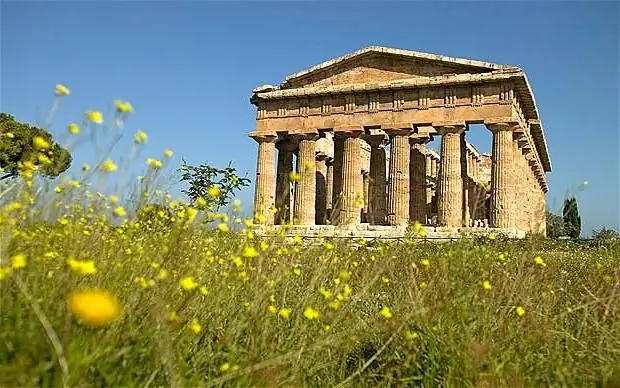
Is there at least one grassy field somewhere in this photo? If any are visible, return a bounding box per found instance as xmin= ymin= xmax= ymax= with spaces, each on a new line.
xmin=1 ymin=192 xmax=619 ymax=387
xmin=1 ymin=94 xmax=618 ymax=387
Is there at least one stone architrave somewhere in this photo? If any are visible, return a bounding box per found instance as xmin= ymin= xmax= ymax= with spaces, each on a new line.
xmin=409 ymin=137 xmax=428 ymax=224
xmin=487 ymin=122 xmax=520 ymax=228
xmin=275 ymin=140 xmax=296 ymax=224
xmin=338 ymin=132 xmax=363 ymax=225
xmin=293 ymin=134 xmax=318 ymax=225
xmin=387 ymin=129 xmax=411 ymax=226
xmin=252 ymin=134 xmax=277 ymax=224
xmin=366 ymin=135 xmax=388 ymax=225
xmin=436 ymin=123 xmax=466 ymax=227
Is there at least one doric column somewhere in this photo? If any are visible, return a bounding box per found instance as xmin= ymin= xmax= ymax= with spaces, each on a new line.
xmin=367 ymin=135 xmax=388 ymax=225
xmin=487 ymin=122 xmax=519 ymax=228
xmin=293 ymin=134 xmax=318 ymax=225
xmin=387 ymin=129 xmax=411 ymax=226
xmin=425 ymin=153 xmax=433 ymax=222
xmin=325 ymin=158 xmax=334 ymax=221
xmin=461 ymin=133 xmax=470 ymax=227
xmin=252 ymin=134 xmax=277 ymax=224
xmin=409 ymin=136 xmax=428 ymax=224
xmin=436 ymin=124 xmax=466 ymax=227
xmin=275 ymin=140 xmax=295 ymax=224
xmin=338 ymin=132 xmax=363 ymax=225
xmin=315 ymin=155 xmax=328 ymax=225
xmin=331 ymin=135 xmax=345 ymax=224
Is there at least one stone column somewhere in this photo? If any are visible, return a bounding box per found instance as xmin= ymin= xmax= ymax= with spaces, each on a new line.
xmin=275 ymin=140 xmax=295 ymax=224
xmin=409 ymin=137 xmax=428 ymax=224
xmin=367 ymin=135 xmax=388 ymax=225
xmin=425 ymin=152 xmax=433 ymax=223
xmin=325 ymin=158 xmax=334 ymax=222
xmin=293 ymin=134 xmax=318 ymax=225
xmin=252 ymin=134 xmax=277 ymax=224
xmin=436 ymin=124 xmax=465 ymax=227
xmin=387 ymin=129 xmax=411 ymax=226
xmin=487 ymin=122 xmax=519 ymax=228
xmin=461 ymin=134 xmax=470 ymax=227
xmin=331 ymin=135 xmax=345 ymax=224
xmin=315 ymin=155 xmax=328 ymax=225
xmin=338 ymin=133 xmax=363 ymax=225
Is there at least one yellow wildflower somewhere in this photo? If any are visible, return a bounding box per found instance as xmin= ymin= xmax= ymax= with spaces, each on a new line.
xmin=217 ymin=223 xmax=229 ymax=233
xmin=37 ymin=153 xmax=52 ymax=165
xmin=189 ymin=319 xmax=202 ymax=333
xmin=113 ymin=207 xmax=126 ymax=217
xmin=380 ymin=306 xmax=393 ymax=319
xmin=67 ymin=289 xmax=121 ymax=327
xmin=278 ymin=307 xmax=292 ymax=318
xmin=303 ymin=306 xmax=320 ymax=320
xmin=68 ymin=123 xmax=80 ymax=134
xmin=134 ymin=130 xmax=148 ymax=144
xmin=55 ymin=84 xmax=71 ymax=96
xmin=199 ymin=286 xmax=209 ymax=295
xmin=207 ymin=186 xmax=221 ymax=198
xmin=288 ymin=171 xmax=301 ymax=182
xmin=101 ymin=159 xmax=118 ymax=172
xmin=482 ymin=280 xmax=492 ymax=291
xmin=147 ymin=158 xmax=163 ymax=169
xmin=109 ymin=195 xmax=119 ymax=204
xmin=267 ymin=305 xmax=278 ymax=314
xmin=420 ymin=259 xmax=431 ymax=267
xmin=516 ymin=306 xmax=526 ymax=317
xmin=164 ymin=149 xmax=173 ymax=158
xmin=84 ymin=111 xmax=103 ymax=124
xmin=0 ymin=267 xmax=11 ymax=281
xmin=82 ymin=163 xmax=91 ymax=172
xmin=179 ymin=276 xmax=198 ymax=290
xmin=115 ymin=100 xmax=133 ymax=113
xmin=11 ymin=254 xmax=27 ymax=269
xmin=293 ymin=267 xmax=301 ymax=276
xmin=534 ymin=256 xmax=547 ymax=267
xmin=32 ymin=136 xmax=50 ymax=150
xmin=242 ymin=246 xmax=259 ymax=258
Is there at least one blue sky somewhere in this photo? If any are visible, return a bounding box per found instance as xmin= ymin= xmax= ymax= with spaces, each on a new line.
xmin=2 ymin=1 xmax=618 ymax=234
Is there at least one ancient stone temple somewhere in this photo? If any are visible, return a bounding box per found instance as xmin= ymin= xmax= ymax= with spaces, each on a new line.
xmin=249 ymin=46 xmax=551 ymax=238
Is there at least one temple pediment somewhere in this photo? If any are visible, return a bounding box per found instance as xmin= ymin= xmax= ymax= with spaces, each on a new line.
xmin=282 ymin=46 xmax=517 ymax=89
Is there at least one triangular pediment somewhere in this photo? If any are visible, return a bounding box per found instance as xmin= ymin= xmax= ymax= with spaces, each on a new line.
xmin=281 ymin=46 xmax=517 ymax=89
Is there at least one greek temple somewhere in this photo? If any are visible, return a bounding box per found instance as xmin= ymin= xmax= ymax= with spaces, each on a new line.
xmin=248 ymin=46 xmax=551 ymax=238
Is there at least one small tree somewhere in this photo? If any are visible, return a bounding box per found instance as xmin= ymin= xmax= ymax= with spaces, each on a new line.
xmin=178 ymin=159 xmax=251 ymax=211
xmin=562 ymin=197 xmax=581 ymax=239
xmin=546 ymin=210 xmax=564 ymax=238
xmin=0 ymin=113 xmax=72 ymax=180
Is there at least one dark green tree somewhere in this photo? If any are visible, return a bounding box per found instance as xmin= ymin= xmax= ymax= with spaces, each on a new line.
xmin=562 ymin=197 xmax=581 ymax=239
xmin=546 ymin=210 xmax=564 ymax=238
xmin=178 ymin=159 xmax=251 ymax=210
xmin=0 ymin=113 xmax=72 ymax=180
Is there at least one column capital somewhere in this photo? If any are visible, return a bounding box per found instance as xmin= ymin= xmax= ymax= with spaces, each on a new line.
xmin=276 ymin=139 xmax=297 ymax=152
xmin=485 ymin=119 xmax=521 ymax=133
xmin=409 ymin=134 xmax=431 ymax=145
xmin=249 ymin=132 xmax=278 ymax=143
xmin=334 ymin=125 xmax=364 ymax=135
xmin=384 ymin=128 xmax=413 ymax=136
xmin=289 ymin=132 xmax=319 ymax=141
xmin=363 ymin=134 xmax=388 ymax=147
xmin=433 ymin=121 xmax=466 ymax=135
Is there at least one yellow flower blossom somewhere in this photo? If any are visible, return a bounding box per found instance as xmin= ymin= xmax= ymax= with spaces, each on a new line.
xmin=207 ymin=186 xmax=221 ymax=198
xmin=217 ymin=223 xmax=229 ymax=233
xmin=147 ymin=158 xmax=163 ymax=169
xmin=109 ymin=195 xmax=119 ymax=204
xmin=85 ymin=111 xmax=103 ymax=124
xmin=32 ymin=136 xmax=50 ymax=150
xmin=55 ymin=84 xmax=71 ymax=96
xmin=67 ymin=289 xmax=121 ymax=327
xmin=37 ymin=153 xmax=52 ymax=165
xmin=242 ymin=246 xmax=259 ymax=258
xmin=288 ymin=171 xmax=300 ymax=182
xmin=278 ymin=307 xmax=292 ymax=318
xmin=380 ymin=306 xmax=393 ymax=319
xmin=82 ymin=163 xmax=91 ymax=172
xmin=164 ymin=149 xmax=173 ymax=158
xmin=482 ymin=280 xmax=492 ymax=291
xmin=11 ymin=254 xmax=27 ymax=269
xmin=134 ymin=130 xmax=148 ymax=144
xmin=189 ymin=319 xmax=202 ymax=333
xmin=67 ymin=258 xmax=97 ymax=275
xmin=420 ymin=259 xmax=431 ymax=267
xmin=113 ymin=207 xmax=126 ymax=217
xmin=0 ymin=267 xmax=11 ymax=281
xmin=179 ymin=276 xmax=198 ymax=290
xmin=101 ymin=159 xmax=118 ymax=173
xmin=516 ymin=306 xmax=526 ymax=317
xmin=115 ymin=100 xmax=133 ymax=113
xmin=267 ymin=305 xmax=278 ymax=314
xmin=68 ymin=123 xmax=80 ymax=134
xmin=293 ymin=267 xmax=301 ymax=276
xmin=303 ymin=306 xmax=320 ymax=320
xmin=534 ymin=256 xmax=547 ymax=267
xmin=199 ymin=286 xmax=209 ymax=295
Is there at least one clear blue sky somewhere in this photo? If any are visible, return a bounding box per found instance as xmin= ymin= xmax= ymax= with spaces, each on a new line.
xmin=2 ymin=1 xmax=618 ymax=234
